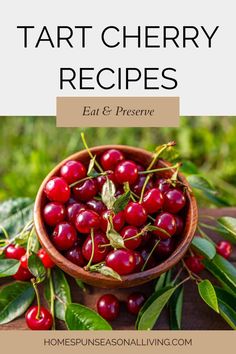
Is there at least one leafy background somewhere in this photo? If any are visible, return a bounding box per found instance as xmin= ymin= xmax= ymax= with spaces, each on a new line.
xmin=0 ymin=116 xmax=236 ymax=206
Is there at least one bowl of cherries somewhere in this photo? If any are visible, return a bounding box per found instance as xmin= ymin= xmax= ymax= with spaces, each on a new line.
xmin=34 ymin=143 xmax=198 ymax=288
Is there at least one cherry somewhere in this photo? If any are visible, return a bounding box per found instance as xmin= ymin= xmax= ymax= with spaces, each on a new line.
xmin=125 ymin=202 xmax=147 ymax=227
xmin=100 ymin=149 xmax=124 ymax=171
xmin=216 ymin=241 xmax=232 ymax=259
xmin=65 ymin=246 xmax=86 ymax=267
xmin=25 ymin=306 xmax=53 ymax=330
xmin=44 ymin=177 xmax=70 ymax=203
xmin=163 ymin=189 xmax=186 ymax=214
xmin=140 ymin=249 xmax=157 ymax=269
xmin=37 ymin=249 xmax=55 ymax=268
xmin=127 ymin=292 xmax=145 ymax=315
xmin=75 ymin=210 xmax=101 ymax=234
xmin=51 ymin=222 xmax=77 ymax=250
xmin=60 ymin=160 xmax=86 ymax=184
xmin=132 ymin=175 xmax=153 ymax=196
xmin=175 ymin=215 xmax=184 ymax=236
xmin=153 ymin=212 xmax=177 ymax=239
xmin=115 ymin=160 xmax=138 ymax=185
xmin=142 ymin=188 xmax=164 ymax=214
xmin=133 ymin=251 xmax=145 ymax=272
xmin=100 ymin=210 xmax=125 ymax=232
xmin=5 ymin=245 xmax=26 ymax=260
xmin=86 ymin=199 xmax=106 ymax=215
xmin=82 ymin=231 xmax=110 ymax=263
xmin=155 ymin=238 xmax=175 ymax=260
xmin=120 ymin=226 xmax=142 ymax=250
xmin=96 ymin=171 xmax=117 ymax=192
xmin=43 ymin=202 xmax=66 ymax=226
xmin=105 ymin=249 xmax=136 ymax=275
xmin=20 ymin=254 xmax=28 ymax=269
xmin=97 ymin=294 xmax=120 ymax=321
xmin=73 ymin=179 xmax=97 ymax=202
xmin=140 ymin=230 xmax=152 ymax=247
xmin=185 ymin=255 xmax=205 ymax=274
xmin=66 ymin=202 xmax=86 ymax=223
xmin=13 ymin=265 xmax=32 ymax=281
xmin=155 ymin=177 xmax=172 ymax=193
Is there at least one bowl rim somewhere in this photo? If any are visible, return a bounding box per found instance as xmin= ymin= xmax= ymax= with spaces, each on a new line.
xmin=34 ymin=145 xmax=198 ymax=288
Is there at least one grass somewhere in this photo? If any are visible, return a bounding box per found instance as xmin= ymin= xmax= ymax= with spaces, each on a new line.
xmin=0 ymin=116 xmax=236 ymax=206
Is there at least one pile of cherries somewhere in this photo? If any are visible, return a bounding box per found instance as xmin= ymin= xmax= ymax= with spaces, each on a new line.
xmin=42 ymin=148 xmax=188 ymax=276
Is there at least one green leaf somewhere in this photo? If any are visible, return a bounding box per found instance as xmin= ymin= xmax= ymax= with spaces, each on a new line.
xmin=203 ymin=254 xmax=236 ymax=294
xmin=52 ymin=268 xmax=72 ymax=321
xmin=0 ymin=198 xmax=33 ymax=239
xmin=87 ymin=156 xmax=97 ymax=176
xmin=65 ymin=303 xmax=112 ymax=330
xmin=198 ymin=280 xmax=219 ymax=313
xmin=191 ymin=237 xmax=216 ymax=259
xmin=0 ymin=281 xmax=35 ymax=324
xmin=136 ymin=286 xmax=177 ymax=330
xmin=0 ymin=259 xmax=20 ymax=278
xmin=181 ymin=161 xmax=199 ymax=175
xmin=169 ymin=286 xmax=184 ymax=330
xmin=90 ymin=264 xmax=121 ymax=281
xmin=28 ymin=253 xmax=46 ymax=283
xmin=75 ymin=279 xmax=86 ymax=292
xmin=203 ymin=192 xmax=230 ymax=207
xmin=101 ymin=178 xmax=116 ymax=209
xmin=217 ymin=217 xmax=236 ymax=240
xmin=106 ymin=219 xmax=125 ymax=249
xmin=155 ymin=273 xmax=167 ymax=292
xmin=214 ymin=287 xmax=236 ymax=329
xmin=113 ymin=191 xmax=131 ymax=214
xmin=164 ymin=269 xmax=173 ymax=286
xmin=187 ymin=175 xmax=216 ymax=194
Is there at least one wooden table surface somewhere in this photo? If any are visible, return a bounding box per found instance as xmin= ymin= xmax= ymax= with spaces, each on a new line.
xmin=1 ymin=207 xmax=235 ymax=331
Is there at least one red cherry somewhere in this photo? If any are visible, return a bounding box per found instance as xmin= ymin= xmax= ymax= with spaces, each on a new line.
xmin=115 ymin=160 xmax=138 ymax=185
xmin=132 ymin=175 xmax=153 ymax=196
xmin=120 ymin=226 xmax=142 ymax=250
xmin=20 ymin=254 xmax=28 ymax=269
xmin=100 ymin=210 xmax=125 ymax=232
xmin=51 ymin=222 xmax=77 ymax=250
xmin=5 ymin=245 xmax=26 ymax=260
xmin=100 ymin=149 xmax=124 ymax=171
xmin=133 ymin=251 xmax=145 ymax=272
xmin=105 ymin=249 xmax=136 ymax=275
xmin=142 ymin=188 xmax=164 ymax=214
xmin=216 ymin=241 xmax=232 ymax=259
xmin=25 ymin=306 xmax=53 ymax=330
xmin=140 ymin=248 xmax=157 ymax=269
xmin=86 ymin=199 xmax=106 ymax=215
xmin=155 ymin=238 xmax=175 ymax=260
xmin=82 ymin=231 xmax=110 ymax=263
xmin=44 ymin=177 xmax=70 ymax=203
xmin=37 ymin=249 xmax=55 ymax=268
xmin=97 ymin=294 xmax=120 ymax=321
xmin=127 ymin=292 xmax=146 ymax=315
xmin=185 ymin=255 xmax=205 ymax=274
xmin=75 ymin=210 xmax=101 ymax=234
xmin=60 ymin=160 xmax=86 ymax=184
xmin=73 ymin=179 xmax=97 ymax=202
xmin=43 ymin=202 xmax=66 ymax=226
xmin=153 ymin=212 xmax=177 ymax=239
xmin=175 ymin=215 xmax=184 ymax=236
xmin=125 ymin=202 xmax=147 ymax=227
xmin=13 ymin=265 xmax=32 ymax=281
xmin=155 ymin=177 xmax=172 ymax=193
xmin=66 ymin=202 xmax=86 ymax=223
xmin=163 ymin=189 xmax=186 ymax=214
xmin=65 ymin=246 xmax=86 ymax=267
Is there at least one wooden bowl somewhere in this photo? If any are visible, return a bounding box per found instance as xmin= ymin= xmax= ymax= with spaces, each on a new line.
xmin=34 ymin=145 xmax=198 ymax=288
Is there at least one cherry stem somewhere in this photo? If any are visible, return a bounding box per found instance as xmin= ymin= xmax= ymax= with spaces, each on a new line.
xmin=177 ymin=275 xmax=191 ymax=287
xmin=147 ymin=141 xmax=176 ymax=171
xmin=81 ymin=132 xmax=104 ymax=173
xmin=141 ymin=240 xmax=160 ymax=272
xmin=69 ymin=172 xmax=107 ymax=188
xmin=0 ymin=225 xmax=9 ymax=240
xmin=181 ymin=259 xmax=202 ymax=282
xmin=85 ymin=228 xmax=95 ymax=270
xmin=172 ymin=267 xmax=184 ymax=284
xmin=48 ymin=269 xmax=55 ymax=330
xmin=26 ymin=226 xmax=35 ymax=257
xmin=0 ymin=220 xmax=34 ymax=252
xmin=139 ymin=174 xmax=152 ymax=203
xmin=138 ymin=162 xmax=180 ymax=175
xmin=31 ymin=279 xmax=41 ymax=320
